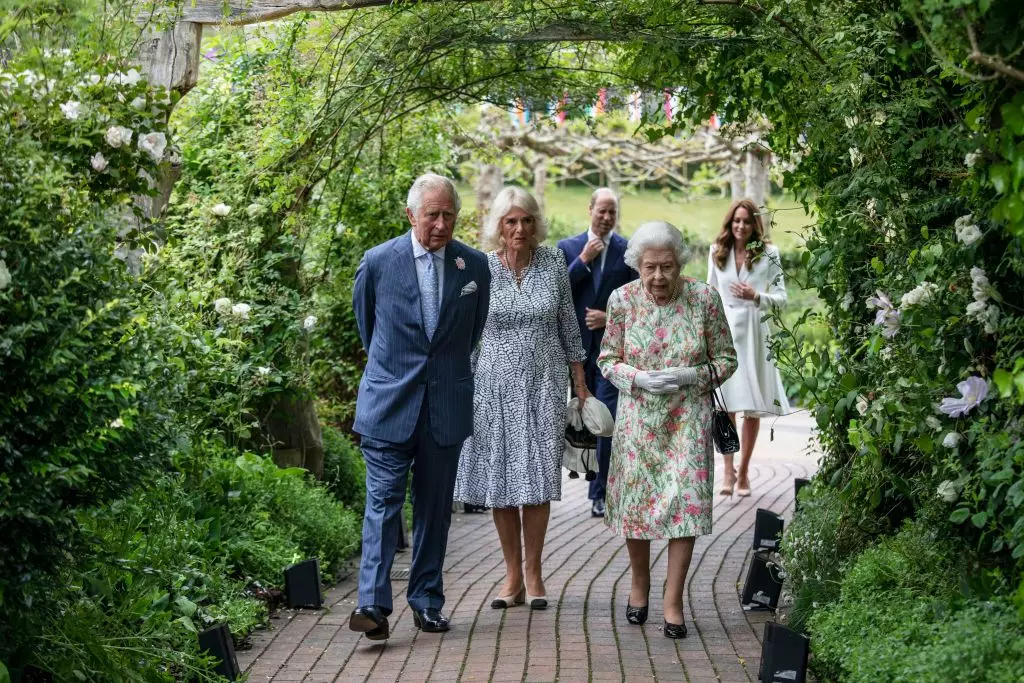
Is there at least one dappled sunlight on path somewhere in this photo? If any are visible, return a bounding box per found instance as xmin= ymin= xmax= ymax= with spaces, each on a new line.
xmin=238 ymin=413 xmax=818 ymax=682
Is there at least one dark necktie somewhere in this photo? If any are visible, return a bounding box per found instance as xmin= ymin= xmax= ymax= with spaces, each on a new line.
xmin=592 ymin=250 xmax=604 ymax=293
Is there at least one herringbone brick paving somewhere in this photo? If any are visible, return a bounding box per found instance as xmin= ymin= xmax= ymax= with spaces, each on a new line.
xmin=239 ymin=417 xmax=816 ymax=682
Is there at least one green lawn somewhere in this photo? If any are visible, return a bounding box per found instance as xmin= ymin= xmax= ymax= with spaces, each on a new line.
xmin=459 ymin=183 xmax=815 ymax=253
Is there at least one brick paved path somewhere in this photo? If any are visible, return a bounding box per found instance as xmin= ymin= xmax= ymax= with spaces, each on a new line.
xmin=239 ymin=416 xmax=816 ymax=682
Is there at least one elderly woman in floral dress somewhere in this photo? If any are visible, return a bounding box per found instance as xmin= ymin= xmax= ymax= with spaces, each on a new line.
xmin=598 ymin=220 xmax=737 ymax=638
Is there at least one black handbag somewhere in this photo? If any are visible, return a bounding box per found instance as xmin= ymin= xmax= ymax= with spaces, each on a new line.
xmin=564 ymin=423 xmax=598 ymax=481
xmin=708 ymin=363 xmax=740 ymax=454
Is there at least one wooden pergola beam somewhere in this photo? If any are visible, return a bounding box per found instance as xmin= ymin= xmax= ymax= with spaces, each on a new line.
xmin=166 ymin=0 xmax=468 ymax=26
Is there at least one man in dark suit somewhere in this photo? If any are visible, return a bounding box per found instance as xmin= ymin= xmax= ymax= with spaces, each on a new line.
xmin=557 ymin=188 xmax=638 ymax=518
xmin=349 ymin=174 xmax=491 ymax=639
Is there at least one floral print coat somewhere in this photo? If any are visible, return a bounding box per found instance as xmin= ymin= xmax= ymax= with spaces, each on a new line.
xmin=598 ymin=278 xmax=737 ymax=539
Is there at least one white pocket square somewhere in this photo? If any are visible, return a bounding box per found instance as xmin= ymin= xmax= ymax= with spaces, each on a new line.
xmin=460 ymin=281 xmax=478 ymax=296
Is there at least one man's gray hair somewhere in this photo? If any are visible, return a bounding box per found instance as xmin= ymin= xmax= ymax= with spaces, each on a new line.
xmin=624 ymin=220 xmax=691 ymax=270
xmin=481 ymin=186 xmax=548 ymax=251
xmin=589 ymin=187 xmax=619 ymax=210
xmin=407 ymin=173 xmax=462 ymax=215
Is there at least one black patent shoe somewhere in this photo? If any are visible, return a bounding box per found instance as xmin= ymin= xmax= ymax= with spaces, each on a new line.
xmin=350 ymin=606 xmax=390 ymax=640
xmin=413 ymin=607 xmax=450 ymax=632
xmin=591 ymin=499 xmax=606 ymax=518
xmin=663 ymin=620 xmax=688 ymax=639
xmin=625 ymin=602 xmax=649 ymax=625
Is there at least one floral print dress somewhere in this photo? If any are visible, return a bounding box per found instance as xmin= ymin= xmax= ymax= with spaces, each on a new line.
xmin=598 ymin=278 xmax=737 ymax=539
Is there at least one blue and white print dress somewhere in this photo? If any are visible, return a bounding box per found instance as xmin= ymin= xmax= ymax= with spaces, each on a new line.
xmin=455 ymin=245 xmax=586 ymax=507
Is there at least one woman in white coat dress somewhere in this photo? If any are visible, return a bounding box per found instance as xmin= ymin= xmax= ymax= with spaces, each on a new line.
xmin=707 ymin=199 xmax=790 ymax=497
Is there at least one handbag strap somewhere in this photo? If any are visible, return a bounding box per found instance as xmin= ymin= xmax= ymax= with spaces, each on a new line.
xmin=707 ymin=361 xmax=730 ymax=414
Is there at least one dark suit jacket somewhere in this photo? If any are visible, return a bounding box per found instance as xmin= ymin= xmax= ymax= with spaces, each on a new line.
xmin=557 ymin=231 xmax=638 ymax=362
xmin=352 ymin=232 xmax=491 ymax=447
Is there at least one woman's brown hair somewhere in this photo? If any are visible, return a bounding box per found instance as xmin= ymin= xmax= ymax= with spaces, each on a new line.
xmin=713 ymin=198 xmax=769 ymax=269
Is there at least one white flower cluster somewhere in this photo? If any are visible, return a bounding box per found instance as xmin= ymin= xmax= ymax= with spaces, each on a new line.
xmin=872 ymin=111 xmax=887 ymax=126
xmin=844 ymin=115 xmax=859 ymax=129
xmin=964 ymin=150 xmax=981 ymax=168
xmin=954 ymin=214 xmax=981 ymax=247
xmin=936 ymin=480 xmax=958 ymax=503
xmin=900 ymin=281 xmax=938 ymax=308
xmin=213 ymin=297 xmax=251 ymax=320
xmin=866 ymin=198 xmax=877 ymax=218
xmin=942 ymin=432 xmax=963 ymax=448
xmin=849 ymin=147 xmax=863 ymax=167
xmin=105 ymin=125 xmax=132 ymax=148
xmin=211 ymin=203 xmax=232 ymax=217
xmin=966 ymin=266 xmax=999 ymax=334
xmin=0 ymin=259 xmax=10 ymax=290
xmin=303 ymin=315 xmax=317 ymax=331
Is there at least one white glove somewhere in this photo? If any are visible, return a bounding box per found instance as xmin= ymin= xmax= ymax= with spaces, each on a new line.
xmin=652 ymin=367 xmax=699 ymax=387
xmin=633 ymin=370 xmax=681 ymax=395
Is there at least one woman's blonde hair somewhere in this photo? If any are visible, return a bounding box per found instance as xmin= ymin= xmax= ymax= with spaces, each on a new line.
xmin=481 ymin=186 xmax=548 ymax=251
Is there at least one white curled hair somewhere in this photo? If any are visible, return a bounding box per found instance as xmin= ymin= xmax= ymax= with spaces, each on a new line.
xmin=623 ymin=220 xmax=691 ymax=270
xmin=481 ymin=186 xmax=548 ymax=251
xmin=406 ymin=173 xmax=461 ymax=215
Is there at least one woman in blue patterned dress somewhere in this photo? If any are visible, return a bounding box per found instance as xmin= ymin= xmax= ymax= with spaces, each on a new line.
xmin=455 ymin=187 xmax=590 ymax=611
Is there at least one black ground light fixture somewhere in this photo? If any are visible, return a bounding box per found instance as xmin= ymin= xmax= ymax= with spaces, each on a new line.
xmin=758 ymin=622 xmax=810 ymax=683
xmin=753 ymin=509 xmax=785 ymax=552
xmin=793 ymin=478 xmax=809 ymax=512
xmin=197 ymin=623 xmax=240 ymax=681
xmin=284 ymin=558 xmax=324 ymax=609
xmin=741 ymin=553 xmax=784 ymax=611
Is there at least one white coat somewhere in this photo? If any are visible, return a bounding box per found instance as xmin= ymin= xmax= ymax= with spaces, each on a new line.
xmin=707 ymin=244 xmax=791 ymax=417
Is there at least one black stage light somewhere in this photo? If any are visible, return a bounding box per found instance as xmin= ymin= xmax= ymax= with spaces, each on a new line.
xmin=793 ymin=478 xmax=810 ymax=512
xmin=197 ymin=623 xmax=240 ymax=680
xmin=284 ymin=558 xmax=323 ymax=609
xmin=758 ymin=622 xmax=809 ymax=682
xmin=753 ymin=508 xmax=785 ymax=552
xmin=741 ymin=553 xmax=783 ymax=611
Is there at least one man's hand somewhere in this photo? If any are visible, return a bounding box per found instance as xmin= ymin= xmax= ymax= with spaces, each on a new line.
xmin=585 ymin=307 xmax=607 ymax=330
xmin=580 ymin=237 xmax=606 ymax=264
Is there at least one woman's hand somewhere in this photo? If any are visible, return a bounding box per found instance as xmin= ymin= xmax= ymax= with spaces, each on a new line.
xmin=729 ymin=282 xmax=757 ymax=301
xmin=575 ymin=384 xmax=592 ymax=406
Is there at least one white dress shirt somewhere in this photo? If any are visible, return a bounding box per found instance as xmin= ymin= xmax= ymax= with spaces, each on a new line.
xmin=411 ymin=232 xmax=445 ymax=307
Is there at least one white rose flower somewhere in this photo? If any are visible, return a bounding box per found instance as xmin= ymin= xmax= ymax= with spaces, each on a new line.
xmin=0 ymin=259 xmax=10 ymax=290
xmin=936 ymin=480 xmax=958 ymax=504
xmin=926 ymin=416 xmax=942 ymax=431
xmin=137 ymin=131 xmax=167 ymax=163
xmin=844 ymin=115 xmax=859 ymax=129
xmin=213 ymin=297 xmax=232 ymax=315
xmin=942 ymin=432 xmax=963 ymax=448
xmin=60 ymin=100 xmax=82 ymax=120
xmin=130 ymin=96 xmax=147 ymax=110
xmin=303 ymin=315 xmax=318 ymax=331
xmin=90 ymin=152 xmax=108 ymax=172
xmin=105 ymin=125 xmax=132 ymax=148
xmin=246 ymin=203 xmax=264 ymax=218
xmin=954 ymin=222 xmax=978 ymax=245
xmin=984 ymin=305 xmax=999 ymax=335
xmin=856 ymin=395 xmax=869 ymax=415
xmin=231 ymin=302 xmax=251 ymax=319
xmin=872 ymin=111 xmax=887 ymax=126
xmin=211 ymin=203 xmax=232 ymax=217
xmin=866 ymin=198 xmax=877 ymax=218
xmin=900 ymin=281 xmax=937 ymax=308
xmin=849 ymin=147 xmax=863 ymax=167
xmin=110 ymin=418 xmax=124 ymax=429
xmin=964 ymin=151 xmax=981 ymax=168
xmin=966 ymin=300 xmax=987 ymax=318
xmin=257 ymin=366 xmax=272 ymax=376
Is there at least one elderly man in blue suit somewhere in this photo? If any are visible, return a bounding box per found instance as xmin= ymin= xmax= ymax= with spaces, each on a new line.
xmin=557 ymin=188 xmax=638 ymax=518
xmin=349 ymin=174 xmax=491 ymax=639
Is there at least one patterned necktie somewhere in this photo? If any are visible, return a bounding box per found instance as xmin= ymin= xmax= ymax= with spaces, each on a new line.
xmin=422 ymin=252 xmax=440 ymax=340
xmin=592 ymin=249 xmax=604 ymax=293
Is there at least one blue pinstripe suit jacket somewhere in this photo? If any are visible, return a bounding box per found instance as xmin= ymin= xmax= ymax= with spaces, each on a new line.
xmin=352 ymin=232 xmax=491 ymax=447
